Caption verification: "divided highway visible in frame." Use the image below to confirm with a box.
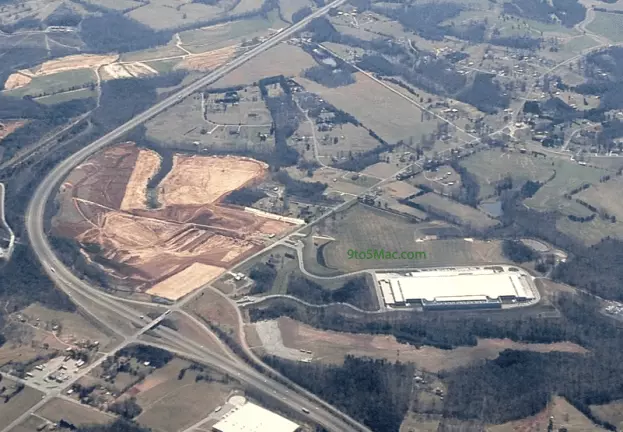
[18,1,373,431]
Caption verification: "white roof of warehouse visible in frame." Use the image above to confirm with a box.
[212,402,300,432]
[377,268,535,304]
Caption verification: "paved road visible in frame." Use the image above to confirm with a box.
[19,0,586,428]
[0,183,15,260]
[17,1,376,431]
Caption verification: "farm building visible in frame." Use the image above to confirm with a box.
[212,402,301,432]
[377,267,535,310]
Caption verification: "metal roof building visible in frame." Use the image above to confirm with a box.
[212,402,301,432]
[377,267,535,307]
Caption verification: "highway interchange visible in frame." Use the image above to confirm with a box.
[5,1,382,432]
[10,0,615,429]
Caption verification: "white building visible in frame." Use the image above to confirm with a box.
[377,267,535,308]
[212,402,301,432]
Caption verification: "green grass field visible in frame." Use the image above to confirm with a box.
[317,203,505,272]
[145,58,182,74]
[5,69,96,99]
[557,215,623,246]
[120,43,186,63]
[525,159,608,212]
[85,0,142,10]
[125,0,223,30]
[590,400,623,431]
[587,11,623,43]
[413,193,499,230]
[279,0,313,22]
[577,176,623,220]
[178,13,284,48]
[460,148,556,199]
[559,35,600,56]
[35,88,97,105]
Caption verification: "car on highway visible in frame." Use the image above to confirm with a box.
[301,408,310,414]
[50,267,56,273]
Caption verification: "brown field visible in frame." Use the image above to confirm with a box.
[160,154,267,207]
[186,287,241,338]
[295,72,436,143]
[166,312,229,356]
[0,120,26,140]
[10,414,48,432]
[134,358,233,432]
[210,43,317,87]
[19,303,116,349]
[36,398,114,426]
[0,301,116,367]
[489,396,607,431]
[274,317,587,373]
[177,45,237,72]
[591,400,623,430]
[0,379,44,427]
[147,263,225,300]
[120,148,161,211]
[53,143,294,299]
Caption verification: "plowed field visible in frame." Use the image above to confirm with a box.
[52,143,292,299]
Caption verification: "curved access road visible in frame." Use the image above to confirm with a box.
[0,183,15,260]
[21,1,375,431]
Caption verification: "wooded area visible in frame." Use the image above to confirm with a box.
[264,355,414,432]
[252,292,623,428]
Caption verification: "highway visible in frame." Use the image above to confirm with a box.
[17,0,375,431]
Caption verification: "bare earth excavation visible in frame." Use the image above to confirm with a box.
[52,142,294,300]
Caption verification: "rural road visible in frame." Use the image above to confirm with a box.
[17,1,375,431]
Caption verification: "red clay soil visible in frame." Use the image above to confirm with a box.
[67,142,140,209]
[52,142,293,296]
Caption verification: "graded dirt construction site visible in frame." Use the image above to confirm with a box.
[3,54,119,90]
[52,142,293,300]
[159,153,266,207]
[176,45,237,72]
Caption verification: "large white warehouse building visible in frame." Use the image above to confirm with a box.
[377,267,536,309]
[212,402,301,432]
